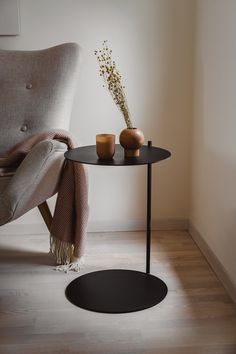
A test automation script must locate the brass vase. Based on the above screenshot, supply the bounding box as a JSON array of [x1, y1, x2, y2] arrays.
[[119, 128, 145, 157]]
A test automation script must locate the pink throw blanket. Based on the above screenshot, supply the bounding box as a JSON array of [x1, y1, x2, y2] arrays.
[[0, 129, 89, 269]]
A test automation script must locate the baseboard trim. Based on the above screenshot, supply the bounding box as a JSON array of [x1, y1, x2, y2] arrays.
[[189, 221, 236, 304], [0, 218, 188, 235], [88, 218, 188, 232], [0, 223, 48, 235]]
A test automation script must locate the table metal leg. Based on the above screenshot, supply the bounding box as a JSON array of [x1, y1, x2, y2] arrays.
[[146, 141, 152, 274]]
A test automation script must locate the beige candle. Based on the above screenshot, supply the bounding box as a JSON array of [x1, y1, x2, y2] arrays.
[[96, 134, 115, 160]]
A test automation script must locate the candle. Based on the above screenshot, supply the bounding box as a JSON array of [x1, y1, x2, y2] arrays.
[[96, 134, 115, 160]]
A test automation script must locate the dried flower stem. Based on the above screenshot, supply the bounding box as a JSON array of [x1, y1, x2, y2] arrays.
[[95, 41, 133, 129]]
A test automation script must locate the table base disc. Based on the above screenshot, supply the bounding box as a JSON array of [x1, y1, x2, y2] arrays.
[[65, 269, 168, 313]]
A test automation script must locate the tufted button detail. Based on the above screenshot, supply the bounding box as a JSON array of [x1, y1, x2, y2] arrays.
[[26, 83, 33, 89], [20, 125, 28, 132]]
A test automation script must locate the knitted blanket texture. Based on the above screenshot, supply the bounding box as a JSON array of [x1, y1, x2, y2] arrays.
[[0, 129, 89, 271]]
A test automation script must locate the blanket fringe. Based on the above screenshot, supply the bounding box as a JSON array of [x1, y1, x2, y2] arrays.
[[50, 234, 84, 273]]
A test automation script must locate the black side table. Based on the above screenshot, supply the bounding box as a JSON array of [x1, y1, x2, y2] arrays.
[[65, 142, 171, 313]]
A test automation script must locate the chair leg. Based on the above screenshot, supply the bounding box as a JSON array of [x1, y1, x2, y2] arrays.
[[38, 201, 53, 232]]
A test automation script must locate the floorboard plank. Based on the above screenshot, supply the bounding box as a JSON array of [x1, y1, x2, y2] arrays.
[[0, 230, 235, 354]]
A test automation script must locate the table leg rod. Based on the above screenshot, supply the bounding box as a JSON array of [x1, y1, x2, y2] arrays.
[[146, 141, 152, 274]]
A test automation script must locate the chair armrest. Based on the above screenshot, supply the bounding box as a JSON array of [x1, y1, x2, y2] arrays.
[[0, 139, 67, 225]]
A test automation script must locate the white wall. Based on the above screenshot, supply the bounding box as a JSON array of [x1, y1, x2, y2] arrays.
[[0, 0, 193, 231], [191, 0, 236, 286]]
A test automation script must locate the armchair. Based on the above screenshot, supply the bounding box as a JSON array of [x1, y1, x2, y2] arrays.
[[0, 43, 80, 230]]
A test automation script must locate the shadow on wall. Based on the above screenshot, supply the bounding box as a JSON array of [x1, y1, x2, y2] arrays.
[[143, 1, 193, 221], [191, 55, 236, 290]]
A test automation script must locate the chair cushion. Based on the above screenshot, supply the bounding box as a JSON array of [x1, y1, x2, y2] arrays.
[[0, 139, 67, 225], [0, 176, 11, 192]]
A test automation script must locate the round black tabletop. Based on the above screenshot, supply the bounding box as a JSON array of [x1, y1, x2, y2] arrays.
[[65, 144, 171, 166]]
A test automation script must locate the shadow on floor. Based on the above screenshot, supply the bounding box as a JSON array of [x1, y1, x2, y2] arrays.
[[0, 246, 56, 266]]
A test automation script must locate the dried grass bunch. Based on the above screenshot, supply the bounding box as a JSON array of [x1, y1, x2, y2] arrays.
[[94, 41, 133, 129]]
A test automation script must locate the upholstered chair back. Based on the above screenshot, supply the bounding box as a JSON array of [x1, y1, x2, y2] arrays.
[[0, 43, 80, 156]]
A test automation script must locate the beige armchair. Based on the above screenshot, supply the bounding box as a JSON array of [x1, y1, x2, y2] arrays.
[[0, 43, 80, 229]]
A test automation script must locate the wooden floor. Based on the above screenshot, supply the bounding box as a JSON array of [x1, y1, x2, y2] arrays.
[[0, 230, 236, 354]]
